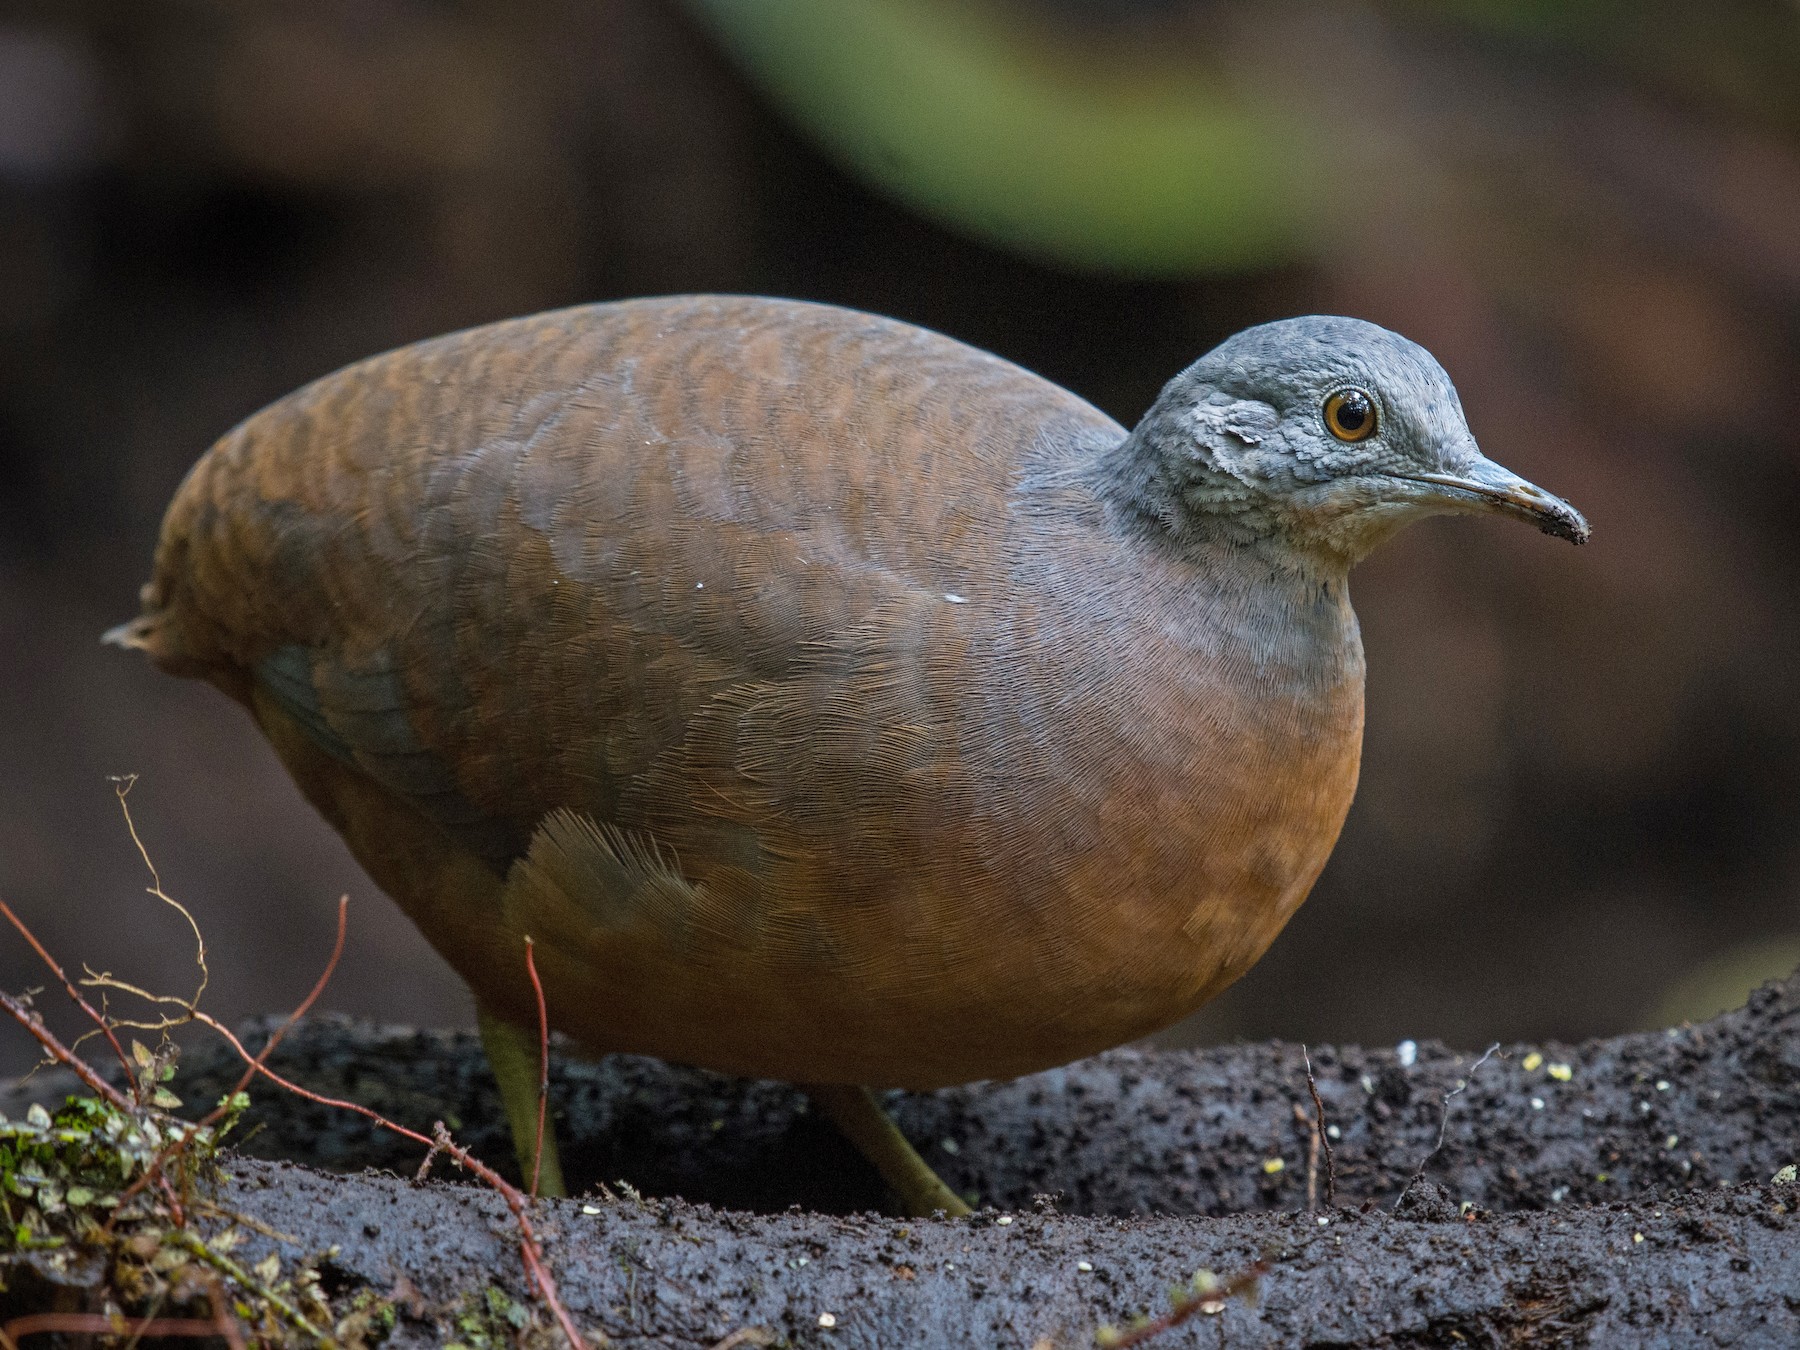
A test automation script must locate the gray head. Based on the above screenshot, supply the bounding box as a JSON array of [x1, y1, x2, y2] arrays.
[[1109, 315, 1587, 567]]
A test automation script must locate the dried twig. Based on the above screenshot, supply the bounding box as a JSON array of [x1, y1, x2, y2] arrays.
[[0, 971, 194, 1226], [109, 775, 208, 1008], [1395, 1042, 1501, 1209], [209, 896, 349, 1125], [106, 896, 351, 1224], [414, 1134, 445, 1183], [190, 1011, 434, 1148], [1302, 1044, 1335, 1209], [1098, 1259, 1269, 1349], [11, 929, 591, 1348]]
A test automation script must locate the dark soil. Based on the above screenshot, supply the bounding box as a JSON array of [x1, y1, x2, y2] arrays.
[[216, 1159, 1800, 1349], [7, 972, 1800, 1345]]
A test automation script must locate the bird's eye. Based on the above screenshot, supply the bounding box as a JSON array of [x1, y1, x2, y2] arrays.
[[1323, 389, 1377, 443]]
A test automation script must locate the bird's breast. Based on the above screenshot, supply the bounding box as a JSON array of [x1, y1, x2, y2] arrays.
[[494, 537, 1368, 1088], [936, 544, 1367, 1060]]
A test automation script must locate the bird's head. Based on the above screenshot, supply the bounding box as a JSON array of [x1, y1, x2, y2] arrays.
[[1116, 315, 1587, 567]]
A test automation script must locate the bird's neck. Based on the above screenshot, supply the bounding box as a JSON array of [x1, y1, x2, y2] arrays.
[[1009, 444, 1366, 716], [1116, 527, 1364, 706], [1088, 423, 1358, 584]]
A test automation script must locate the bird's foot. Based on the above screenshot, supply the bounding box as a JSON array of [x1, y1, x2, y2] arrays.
[[803, 1082, 971, 1218], [478, 1005, 568, 1198]]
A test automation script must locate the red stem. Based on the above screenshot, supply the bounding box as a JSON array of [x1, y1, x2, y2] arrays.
[[204, 1271, 249, 1350], [0, 898, 134, 1089], [0, 987, 132, 1112], [431, 1122, 586, 1350], [208, 895, 349, 1128], [525, 936, 550, 1198], [2, 1314, 227, 1341], [190, 1012, 432, 1149]]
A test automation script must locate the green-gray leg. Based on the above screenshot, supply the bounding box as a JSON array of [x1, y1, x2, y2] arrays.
[[803, 1084, 971, 1218], [477, 1005, 567, 1198]]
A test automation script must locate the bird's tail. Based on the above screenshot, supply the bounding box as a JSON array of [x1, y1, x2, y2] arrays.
[[104, 591, 239, 695], [101, 582, 183, 669], [100, 613, 158, 653]]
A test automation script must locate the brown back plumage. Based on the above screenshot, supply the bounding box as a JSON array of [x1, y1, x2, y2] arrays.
[[124, 296, 1364, 1088]]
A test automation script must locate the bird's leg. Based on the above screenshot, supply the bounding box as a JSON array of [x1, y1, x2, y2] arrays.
[[477, 1005, 567, 1198], [803, 1084, 971, 1218]]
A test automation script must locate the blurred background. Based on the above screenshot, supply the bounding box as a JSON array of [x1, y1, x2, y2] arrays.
[[3, 0, 1799, 1076]]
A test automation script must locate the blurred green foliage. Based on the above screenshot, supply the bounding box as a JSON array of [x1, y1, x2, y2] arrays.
[[685, 0, 1318, 274], [1650, 938, 1800, 1029], [687, 0, 1800, 277]]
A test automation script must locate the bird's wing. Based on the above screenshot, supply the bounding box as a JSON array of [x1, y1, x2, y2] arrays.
[[141, 297, 1124, 914], [253, 641, 528, 863]]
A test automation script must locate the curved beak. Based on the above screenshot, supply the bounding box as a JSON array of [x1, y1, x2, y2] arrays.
[[1392, 458, 1589, 545]]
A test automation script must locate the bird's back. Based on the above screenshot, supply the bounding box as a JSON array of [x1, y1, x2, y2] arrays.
[[127, 295, 1364, 1087]]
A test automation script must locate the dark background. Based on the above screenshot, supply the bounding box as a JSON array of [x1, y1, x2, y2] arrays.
[[3, 0, 1799, 1075]]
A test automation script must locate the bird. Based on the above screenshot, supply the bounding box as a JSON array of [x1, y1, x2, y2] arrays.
[[108, 295, 1587, 1215]]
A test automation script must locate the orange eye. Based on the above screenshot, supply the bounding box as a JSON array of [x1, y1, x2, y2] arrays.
[[1323, 388, 1377, 442]]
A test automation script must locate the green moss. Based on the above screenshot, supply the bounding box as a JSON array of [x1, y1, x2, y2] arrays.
[[1, 1089, 236, 1255], [0, 1084, 396, 1346], [445, 1283, 538, 1349]]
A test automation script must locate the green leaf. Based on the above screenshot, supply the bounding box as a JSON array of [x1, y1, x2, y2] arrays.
[[686, 0, 1317, 274]]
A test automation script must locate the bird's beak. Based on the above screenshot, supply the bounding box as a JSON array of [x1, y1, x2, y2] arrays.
[[1392, 457, 1589, 545]]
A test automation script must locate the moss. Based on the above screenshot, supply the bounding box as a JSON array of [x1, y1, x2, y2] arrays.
[[1, 1084, 237, 1262], [443, 1282, 552, 1350], [0, 1080, 395, 1346]]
